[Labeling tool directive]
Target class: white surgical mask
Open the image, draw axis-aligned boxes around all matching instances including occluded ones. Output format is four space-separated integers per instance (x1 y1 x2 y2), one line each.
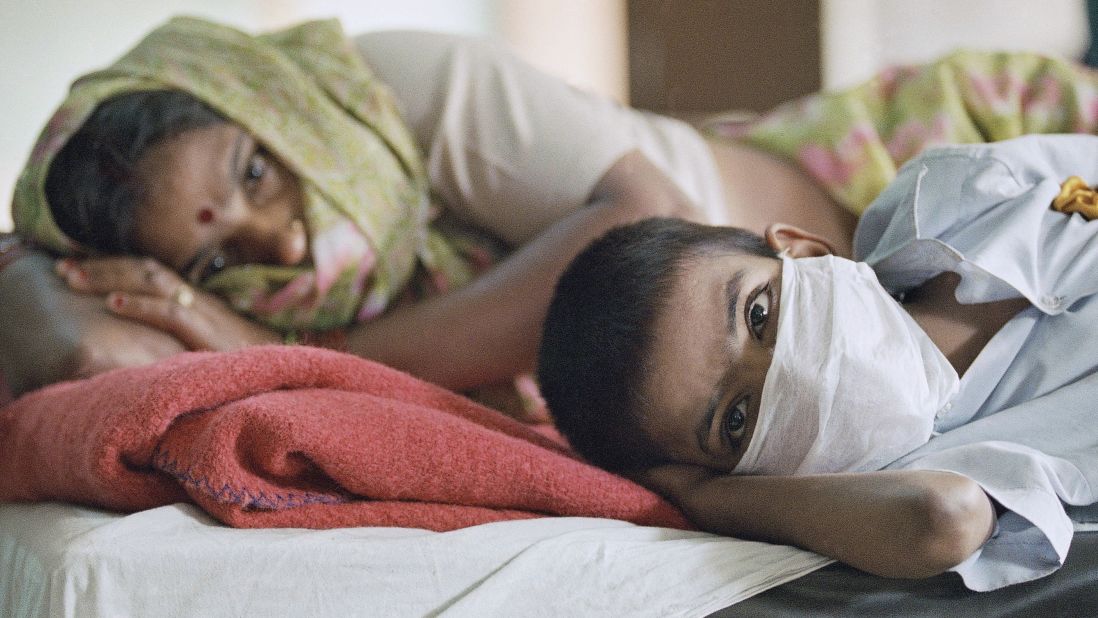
733 255 958 475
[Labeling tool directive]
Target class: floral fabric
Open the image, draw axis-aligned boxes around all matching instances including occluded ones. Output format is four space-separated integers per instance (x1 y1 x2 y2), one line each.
707 50 1098 215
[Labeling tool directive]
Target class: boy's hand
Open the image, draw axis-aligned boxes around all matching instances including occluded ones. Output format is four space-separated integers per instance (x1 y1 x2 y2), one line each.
0 251 186 396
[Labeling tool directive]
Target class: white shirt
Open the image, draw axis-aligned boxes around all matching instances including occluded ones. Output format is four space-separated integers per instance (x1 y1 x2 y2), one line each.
352 31 727 246
854 134 1098 591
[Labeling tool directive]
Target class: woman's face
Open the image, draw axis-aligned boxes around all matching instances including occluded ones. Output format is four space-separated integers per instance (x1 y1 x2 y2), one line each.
133 123 308 283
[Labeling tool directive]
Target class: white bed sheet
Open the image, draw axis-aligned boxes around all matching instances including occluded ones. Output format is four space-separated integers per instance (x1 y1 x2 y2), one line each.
0 502 829 617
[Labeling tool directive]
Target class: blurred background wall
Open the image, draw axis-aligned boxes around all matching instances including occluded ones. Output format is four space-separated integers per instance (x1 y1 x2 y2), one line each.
820 0 1090 90
628 0 1089 115
1 0 1091 232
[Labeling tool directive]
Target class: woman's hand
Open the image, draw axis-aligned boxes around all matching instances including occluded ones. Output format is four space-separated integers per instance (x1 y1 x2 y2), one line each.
56 256 281 351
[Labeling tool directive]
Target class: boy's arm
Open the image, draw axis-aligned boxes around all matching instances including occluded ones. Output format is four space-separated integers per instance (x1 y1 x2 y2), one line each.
0 250 186 396
640 465 996 579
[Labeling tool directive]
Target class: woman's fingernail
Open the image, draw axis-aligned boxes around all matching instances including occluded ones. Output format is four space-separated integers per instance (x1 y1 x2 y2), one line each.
67 267 88 287
107 293 126 310
55 258 76 275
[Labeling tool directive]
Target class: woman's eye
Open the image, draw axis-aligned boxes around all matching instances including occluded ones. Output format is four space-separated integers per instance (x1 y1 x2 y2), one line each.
189 252 227 284
244 151 267 186
747 286 771 339
722 398 748 445
206 253 227 277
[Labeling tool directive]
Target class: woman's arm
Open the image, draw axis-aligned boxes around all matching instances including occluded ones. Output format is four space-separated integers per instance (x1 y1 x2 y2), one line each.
640 465 996 579
345 149 702 390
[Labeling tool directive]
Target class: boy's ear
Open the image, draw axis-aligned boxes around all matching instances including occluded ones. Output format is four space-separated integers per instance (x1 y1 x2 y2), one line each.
764 223 836 258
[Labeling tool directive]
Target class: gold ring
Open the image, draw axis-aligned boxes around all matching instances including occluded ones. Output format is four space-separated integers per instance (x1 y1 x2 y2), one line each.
172 284 195 308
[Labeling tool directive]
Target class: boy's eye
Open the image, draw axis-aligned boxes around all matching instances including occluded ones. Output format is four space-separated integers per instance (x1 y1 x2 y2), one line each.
747 285 771 339
722 398 749 445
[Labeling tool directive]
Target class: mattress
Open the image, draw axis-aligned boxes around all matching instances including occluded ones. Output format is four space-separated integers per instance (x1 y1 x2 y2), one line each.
0 501 829 617
4 503 1095 617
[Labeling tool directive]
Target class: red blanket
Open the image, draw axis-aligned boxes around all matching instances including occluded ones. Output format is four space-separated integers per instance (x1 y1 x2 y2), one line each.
0 346 688 530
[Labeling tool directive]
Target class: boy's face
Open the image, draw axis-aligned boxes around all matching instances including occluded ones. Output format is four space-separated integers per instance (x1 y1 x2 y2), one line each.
641 251 783 472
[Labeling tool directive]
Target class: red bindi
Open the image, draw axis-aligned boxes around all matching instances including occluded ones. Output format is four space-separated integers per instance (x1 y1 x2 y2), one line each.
197 208 215 224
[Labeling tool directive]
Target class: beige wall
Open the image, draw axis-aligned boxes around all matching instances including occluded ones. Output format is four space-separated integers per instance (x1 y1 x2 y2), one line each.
499 0 629 104
821 0 1090 89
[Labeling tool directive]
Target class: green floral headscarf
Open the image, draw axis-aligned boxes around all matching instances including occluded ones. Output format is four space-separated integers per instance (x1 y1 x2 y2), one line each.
13 16 487 331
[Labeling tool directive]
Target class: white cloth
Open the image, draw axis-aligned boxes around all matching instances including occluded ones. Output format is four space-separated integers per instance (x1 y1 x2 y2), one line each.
353 31 728 246
854 133 1098 591
0 501 829 618
740 255 957 476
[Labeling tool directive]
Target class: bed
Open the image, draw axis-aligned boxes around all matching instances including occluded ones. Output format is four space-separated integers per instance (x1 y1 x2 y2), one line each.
1 502 1095 616
1 342 1097 617
0 344 836 617
0 502 827 616
5 21 1098 616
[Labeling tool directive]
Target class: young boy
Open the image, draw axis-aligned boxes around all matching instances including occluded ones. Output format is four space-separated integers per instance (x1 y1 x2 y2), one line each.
538 134 1098 590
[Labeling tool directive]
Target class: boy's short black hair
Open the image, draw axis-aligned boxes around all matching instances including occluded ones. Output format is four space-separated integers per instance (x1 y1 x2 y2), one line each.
537 217 776 473
44 90 225 254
